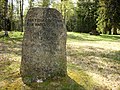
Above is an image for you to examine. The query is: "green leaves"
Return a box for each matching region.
[76,0,98,33]
[97,0,120,34]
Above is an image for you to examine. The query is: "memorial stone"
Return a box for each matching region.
[20,8,67,85]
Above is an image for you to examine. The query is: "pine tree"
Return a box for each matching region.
[77,0,98,33]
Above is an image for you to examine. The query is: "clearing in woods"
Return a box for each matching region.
[0,31,120,90]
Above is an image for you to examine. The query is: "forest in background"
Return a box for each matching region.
[0,0,120,36]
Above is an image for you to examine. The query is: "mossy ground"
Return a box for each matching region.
[0,31,120,90]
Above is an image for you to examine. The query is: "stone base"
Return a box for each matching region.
[23,75,85,90]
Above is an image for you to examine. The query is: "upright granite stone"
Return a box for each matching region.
[20,8,67,85]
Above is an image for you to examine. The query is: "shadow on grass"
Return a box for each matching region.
[0,58,13,78]
[82,47,120,62]
[0,31,23,44]
[1,48,22,56]
[0,37,22,56]
[69,46,120,62]
[0,53,85,90]
[100,35,120,41]
[67,45,120,89]
[23,76,85,90]
[67,33,120,41]
[67,45,120,77]
[10,37,23,43]
[0,58,85,90]
[0,55,20,82]
[0,44,22,56]
[1,75,85,90]
[0,37,23,43]
[104,50,120,63]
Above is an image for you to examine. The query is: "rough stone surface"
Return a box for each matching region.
[20,8,67,84]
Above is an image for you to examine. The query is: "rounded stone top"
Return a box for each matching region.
[26,7,63,20]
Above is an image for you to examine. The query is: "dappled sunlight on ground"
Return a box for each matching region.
[67,32,120,90]
[0,32,120,90]
[67,41,120,51]
[87,71,120,90]
[0,32,86,90]
[67,67,96,90]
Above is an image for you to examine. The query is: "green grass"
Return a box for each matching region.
[67,32,120,90]
[67,32,120,41]
[0,31,120,90]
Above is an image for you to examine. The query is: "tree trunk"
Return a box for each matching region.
[60,0,63,14]
[29,0,32,8]
[21,0,24,32]
[20,0,23,32]
[4,0,9,37]
[63,3,65,23]
[108,25,112,35]
[10,0,13,31]
[113,26,117,35]
[5,30,9,36]
[108,29,111,35]
[103,28,107,34]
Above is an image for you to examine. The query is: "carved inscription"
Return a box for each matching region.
[26,18,63,27]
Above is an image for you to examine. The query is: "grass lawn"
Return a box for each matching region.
[0,31,120,90]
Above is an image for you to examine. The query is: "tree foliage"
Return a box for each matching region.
[52,0,75,23]
[71,0,98,33]
[97,0,120,34]
[0,0,120,35]
[0,0,5,31]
